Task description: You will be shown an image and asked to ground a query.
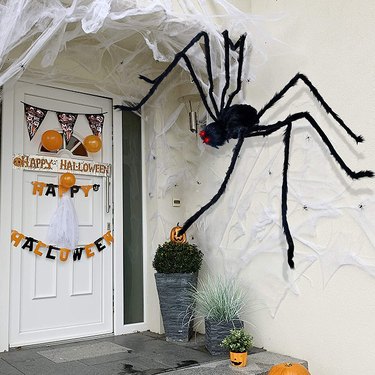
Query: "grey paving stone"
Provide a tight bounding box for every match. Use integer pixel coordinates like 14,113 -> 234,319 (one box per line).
2,356 -> 98,375
37,341 -> 131,363
0,333 -> 308,375
79,350 -> 134,365
165,351 -> 309,375
89,354 -> 170,375
0,358 -> 24,375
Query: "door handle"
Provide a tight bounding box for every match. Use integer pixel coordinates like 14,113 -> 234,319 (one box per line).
105,176 -> 111,213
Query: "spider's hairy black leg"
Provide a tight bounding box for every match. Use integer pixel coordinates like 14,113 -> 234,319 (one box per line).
178,134 -> 245,236
258,73 -> 364,143
115,31 -> 219,120
246,113 -> 372,268
281,124 -> 295,269
219,30 -> 231,112
224,33 -> 246,109
253,113 -> 373,178
286,112 -> 373,179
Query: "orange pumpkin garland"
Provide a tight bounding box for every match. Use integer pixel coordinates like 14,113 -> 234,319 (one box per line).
268,363 -> 310,375
169,226 -> 187,244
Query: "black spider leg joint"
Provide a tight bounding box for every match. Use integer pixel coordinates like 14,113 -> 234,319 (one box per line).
258,73 -> 365,143
114,31 -> 220,121
220,30 -> 247,111
254,112 -> 373,269
255,72 -> 373,268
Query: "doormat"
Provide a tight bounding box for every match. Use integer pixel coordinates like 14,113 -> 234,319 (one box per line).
37,341 -> 132,363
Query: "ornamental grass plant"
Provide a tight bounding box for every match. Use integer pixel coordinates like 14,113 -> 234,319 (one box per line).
221,328 -> 253,353
190,275 -> 247,323
152,241 -> 203,273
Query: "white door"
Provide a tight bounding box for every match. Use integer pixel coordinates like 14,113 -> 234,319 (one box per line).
9,82 -> 113,346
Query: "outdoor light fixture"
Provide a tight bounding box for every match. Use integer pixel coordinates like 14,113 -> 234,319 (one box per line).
178,94 -> 202,133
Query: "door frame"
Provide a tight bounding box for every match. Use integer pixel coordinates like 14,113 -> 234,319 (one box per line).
0,79 -> 150,351
112,107 -> 149,335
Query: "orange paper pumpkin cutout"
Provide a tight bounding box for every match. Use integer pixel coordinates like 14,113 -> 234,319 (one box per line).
41,130 -> 63,151
170,226 -> 187,244
230,352 -> 247,367
83,135 -> 102,153
60,173 -> 76,188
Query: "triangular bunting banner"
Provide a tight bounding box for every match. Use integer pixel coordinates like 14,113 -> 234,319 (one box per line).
85,114 -> 104,136
24,104 -> 48,140
56,112 -> 78,143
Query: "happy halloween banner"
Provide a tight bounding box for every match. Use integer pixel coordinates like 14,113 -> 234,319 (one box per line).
11,230 -> 114,262
13,154 -> 111,177
32,181 -> 100,197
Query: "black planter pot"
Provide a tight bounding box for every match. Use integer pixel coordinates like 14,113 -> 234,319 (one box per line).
205,318 -> 244,355
154,273 -> 197,342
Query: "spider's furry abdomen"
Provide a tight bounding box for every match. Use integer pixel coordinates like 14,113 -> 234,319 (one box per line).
200,104 -> 259,147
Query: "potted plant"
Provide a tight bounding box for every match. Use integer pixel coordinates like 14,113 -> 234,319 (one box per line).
191,276 -> 246,355
221,328 -> 253,367
153,230 -> 203,342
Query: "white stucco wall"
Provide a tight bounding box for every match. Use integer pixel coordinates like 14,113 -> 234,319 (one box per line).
153,1 -> 375,374
119,1 -> 374,373
245,2 -> 375,375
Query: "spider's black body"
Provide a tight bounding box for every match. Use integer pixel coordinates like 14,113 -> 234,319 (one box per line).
201,104 -> 259,148
115,30 -> 373,269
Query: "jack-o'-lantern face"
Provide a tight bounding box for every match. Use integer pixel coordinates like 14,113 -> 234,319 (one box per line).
169,226 -> 187,244
229,352 -> 247,367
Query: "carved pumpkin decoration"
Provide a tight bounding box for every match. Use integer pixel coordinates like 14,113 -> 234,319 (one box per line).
170,226 -> 187,244
230,352 -> 247,367
268,363 -> 310,375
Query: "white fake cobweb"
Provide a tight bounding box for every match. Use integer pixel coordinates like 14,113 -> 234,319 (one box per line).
1,0 -> 374,317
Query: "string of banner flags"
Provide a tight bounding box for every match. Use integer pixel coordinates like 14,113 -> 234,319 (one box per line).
19,102 -> 112,263
23,102 -> 106,143
11,229 -> 114,262
32,181 -> 100,197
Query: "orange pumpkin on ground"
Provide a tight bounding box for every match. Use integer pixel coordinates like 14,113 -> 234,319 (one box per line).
268,362 -> 310,375
169,226 -> 187,244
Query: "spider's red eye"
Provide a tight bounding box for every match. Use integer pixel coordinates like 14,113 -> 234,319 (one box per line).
203,137 -> 210,144
199,130 -> 206,138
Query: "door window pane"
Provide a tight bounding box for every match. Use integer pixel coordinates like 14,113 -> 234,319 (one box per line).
122,112 -> 144,324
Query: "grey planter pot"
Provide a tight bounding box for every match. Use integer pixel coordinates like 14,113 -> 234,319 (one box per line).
154,273 -> 197,342
205,318 -> 244,355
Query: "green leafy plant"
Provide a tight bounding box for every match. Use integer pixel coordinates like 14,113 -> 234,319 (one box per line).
152,241 -> 203,273
221,328 -> 253,353
190,276 -> 247,322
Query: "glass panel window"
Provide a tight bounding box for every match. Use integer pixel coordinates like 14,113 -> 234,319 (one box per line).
122,112 -> 144,324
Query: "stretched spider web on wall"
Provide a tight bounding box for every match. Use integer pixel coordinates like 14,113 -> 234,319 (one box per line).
1,0 -> 374,317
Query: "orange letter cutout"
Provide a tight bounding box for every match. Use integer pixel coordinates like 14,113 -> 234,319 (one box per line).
102,231 -> 114,245
32,181 -> 46,196
11,230 -> 25,247
84,243 -> 95,258
80,185 -> 93,197
59,248 -> 71,262
34,241 -> 46,256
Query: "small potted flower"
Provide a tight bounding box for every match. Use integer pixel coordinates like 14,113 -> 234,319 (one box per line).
221,328 -> 253,367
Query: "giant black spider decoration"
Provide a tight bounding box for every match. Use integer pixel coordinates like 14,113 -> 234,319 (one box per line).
115,30 -> 373,268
